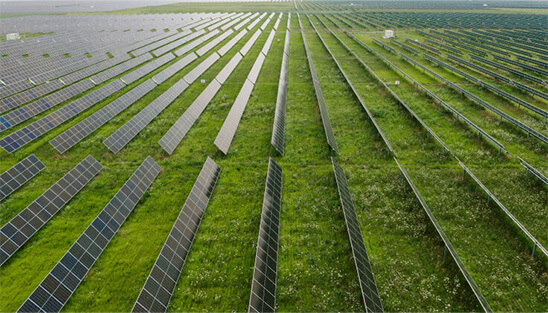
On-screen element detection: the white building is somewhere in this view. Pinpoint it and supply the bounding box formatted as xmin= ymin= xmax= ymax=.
xmin=383 ymin=30 xmax=394 ymax=39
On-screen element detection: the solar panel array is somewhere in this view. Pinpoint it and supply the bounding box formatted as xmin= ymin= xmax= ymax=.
xmin=299 ymin=14 xmax=339 ymax=154
xmin=18 ymin=156 xmax=161 ymax=313
xmin=248 ymin=158 xmax=282 ymax=313
xmin=271 ymin=15 xmax=290 ymax=155
xmin=104 ymin=79 xmax=189 ymax=154
xmin=50 ymin=79 xmax=157 ymax=154
xmin=0 ymin=80 xmax=125 ymax=153
xmin=0 ymin=154 xmax=45 ymax=201
xmin=0 ymin=155 xmax=102 ymax=266
xmin=0 ymin=79 xmax=95 ymax=131
xmin=214 ymin=17 xmax=279 ymax=154
xmin=331 ymin=158 xmax=384 ymax=313
xmin=132 ymin=157 xmax=220 ymax=313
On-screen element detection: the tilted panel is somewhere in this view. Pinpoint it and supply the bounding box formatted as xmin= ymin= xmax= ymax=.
xmin=159 ymin=80 xmax=222 ymax=155
xmin=213 ymin=79 xmax=254 ymax=154
xmin=18 ymin=156 xmax=161 ymax=313
xmin=132 ymin=157 xmax=220 ymax=313
xmin=300 ymin=21 xmax=339 ymax=153
xmin=152 ymin=53 xmax=197 ymax=84
xmin=183 ymin=53 xmax=220 ymax=84
xmin=331 ymin=158 xmax=383 ymax=313
xmin=0 ymin=154 xmax=45 ymax=201
xmin=0 ymin=156 xmax=102 ymax=266
xmin=248 ymin=158 xmax=282 ymax=313
xmin=271 ymin=29 xmax=290 ymax=155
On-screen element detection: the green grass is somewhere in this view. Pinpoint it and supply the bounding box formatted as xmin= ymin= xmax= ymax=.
xmin=1 ymin=7 xmax=547 ymax=313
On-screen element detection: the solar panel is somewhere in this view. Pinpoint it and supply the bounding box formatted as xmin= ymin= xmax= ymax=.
xmin=331 ymin=158 xmax=383 ymax=313
xmin=159 ymin=79 xmax=222 ymax=155
xmin=261 ymin=30 xmax=276 ymax=56
xmin=271 ymin=29 xmax=290 ymax=155
xmin=218 ymin=29 xmax=248 ymax=56
xmin=50 ymin=79 xmax=157 ymax=154
xmin=0 ymin=80 xmax=125 ymax=153
xmin=214 ymin=79 xmax=254 ymax=154
xmin=247 ymin=53 xmax=265 ymax=85
xmin=104 ymin=79 xmax=188 ymax=154
xmin=121 ymin=53 xmax=175 ymax=85
xmin=152 ymin=53 xmax=197 ymax=84
xmin=300 ymin=21 xmax=339 ymax=153
xmin=240 ymin=30 xmax=262 ymax=56
xmin=132 ymin=157 xmax=220 ymax=313
xmin=196 ymin=29 xmax=234 ymax=56
xmin=215 ymin=53 xmax=243 ymax=84
xmin=183 ymin=53 xmax=220 ymax=84
xmin=0 ymin=154 xmax=45 ymax=201
xmin=0 ymin=155 xmax=102 ymax=266
xmin=248 ymin=158 xmax=282 ymax=313
xmin=18 ymin=156 xmax=161 ymax=313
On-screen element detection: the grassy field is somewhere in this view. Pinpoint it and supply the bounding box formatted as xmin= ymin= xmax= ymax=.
xmin=1 ymin=4 xmax=547 ymax=313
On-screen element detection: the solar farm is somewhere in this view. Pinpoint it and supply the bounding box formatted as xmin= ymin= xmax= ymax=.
xmin=0 ymin=0 xmax=547 ymax=312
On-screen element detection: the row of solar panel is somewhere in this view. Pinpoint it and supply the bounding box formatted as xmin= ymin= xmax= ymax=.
xmin=299 ymin=14 xmax=339 ymax=154
xmin=133 ymin=157 xmax=220 ymax=313
xmin=271 ymin=19 xmax=290 ymax=155
xmin=1 ymin=155 xmax=102 ymax=266
xmin=331 ymin=158 xmax=384 ymax=313
xmin=174 ymin=29 xmax=220 ymax=57
xmin=121 ymin=53 xmax=175 ymax=85
xmin=19 ymin=156 xmax=161 ymax=313
xmin=248 ymin=158 xmax=282 ymax=313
